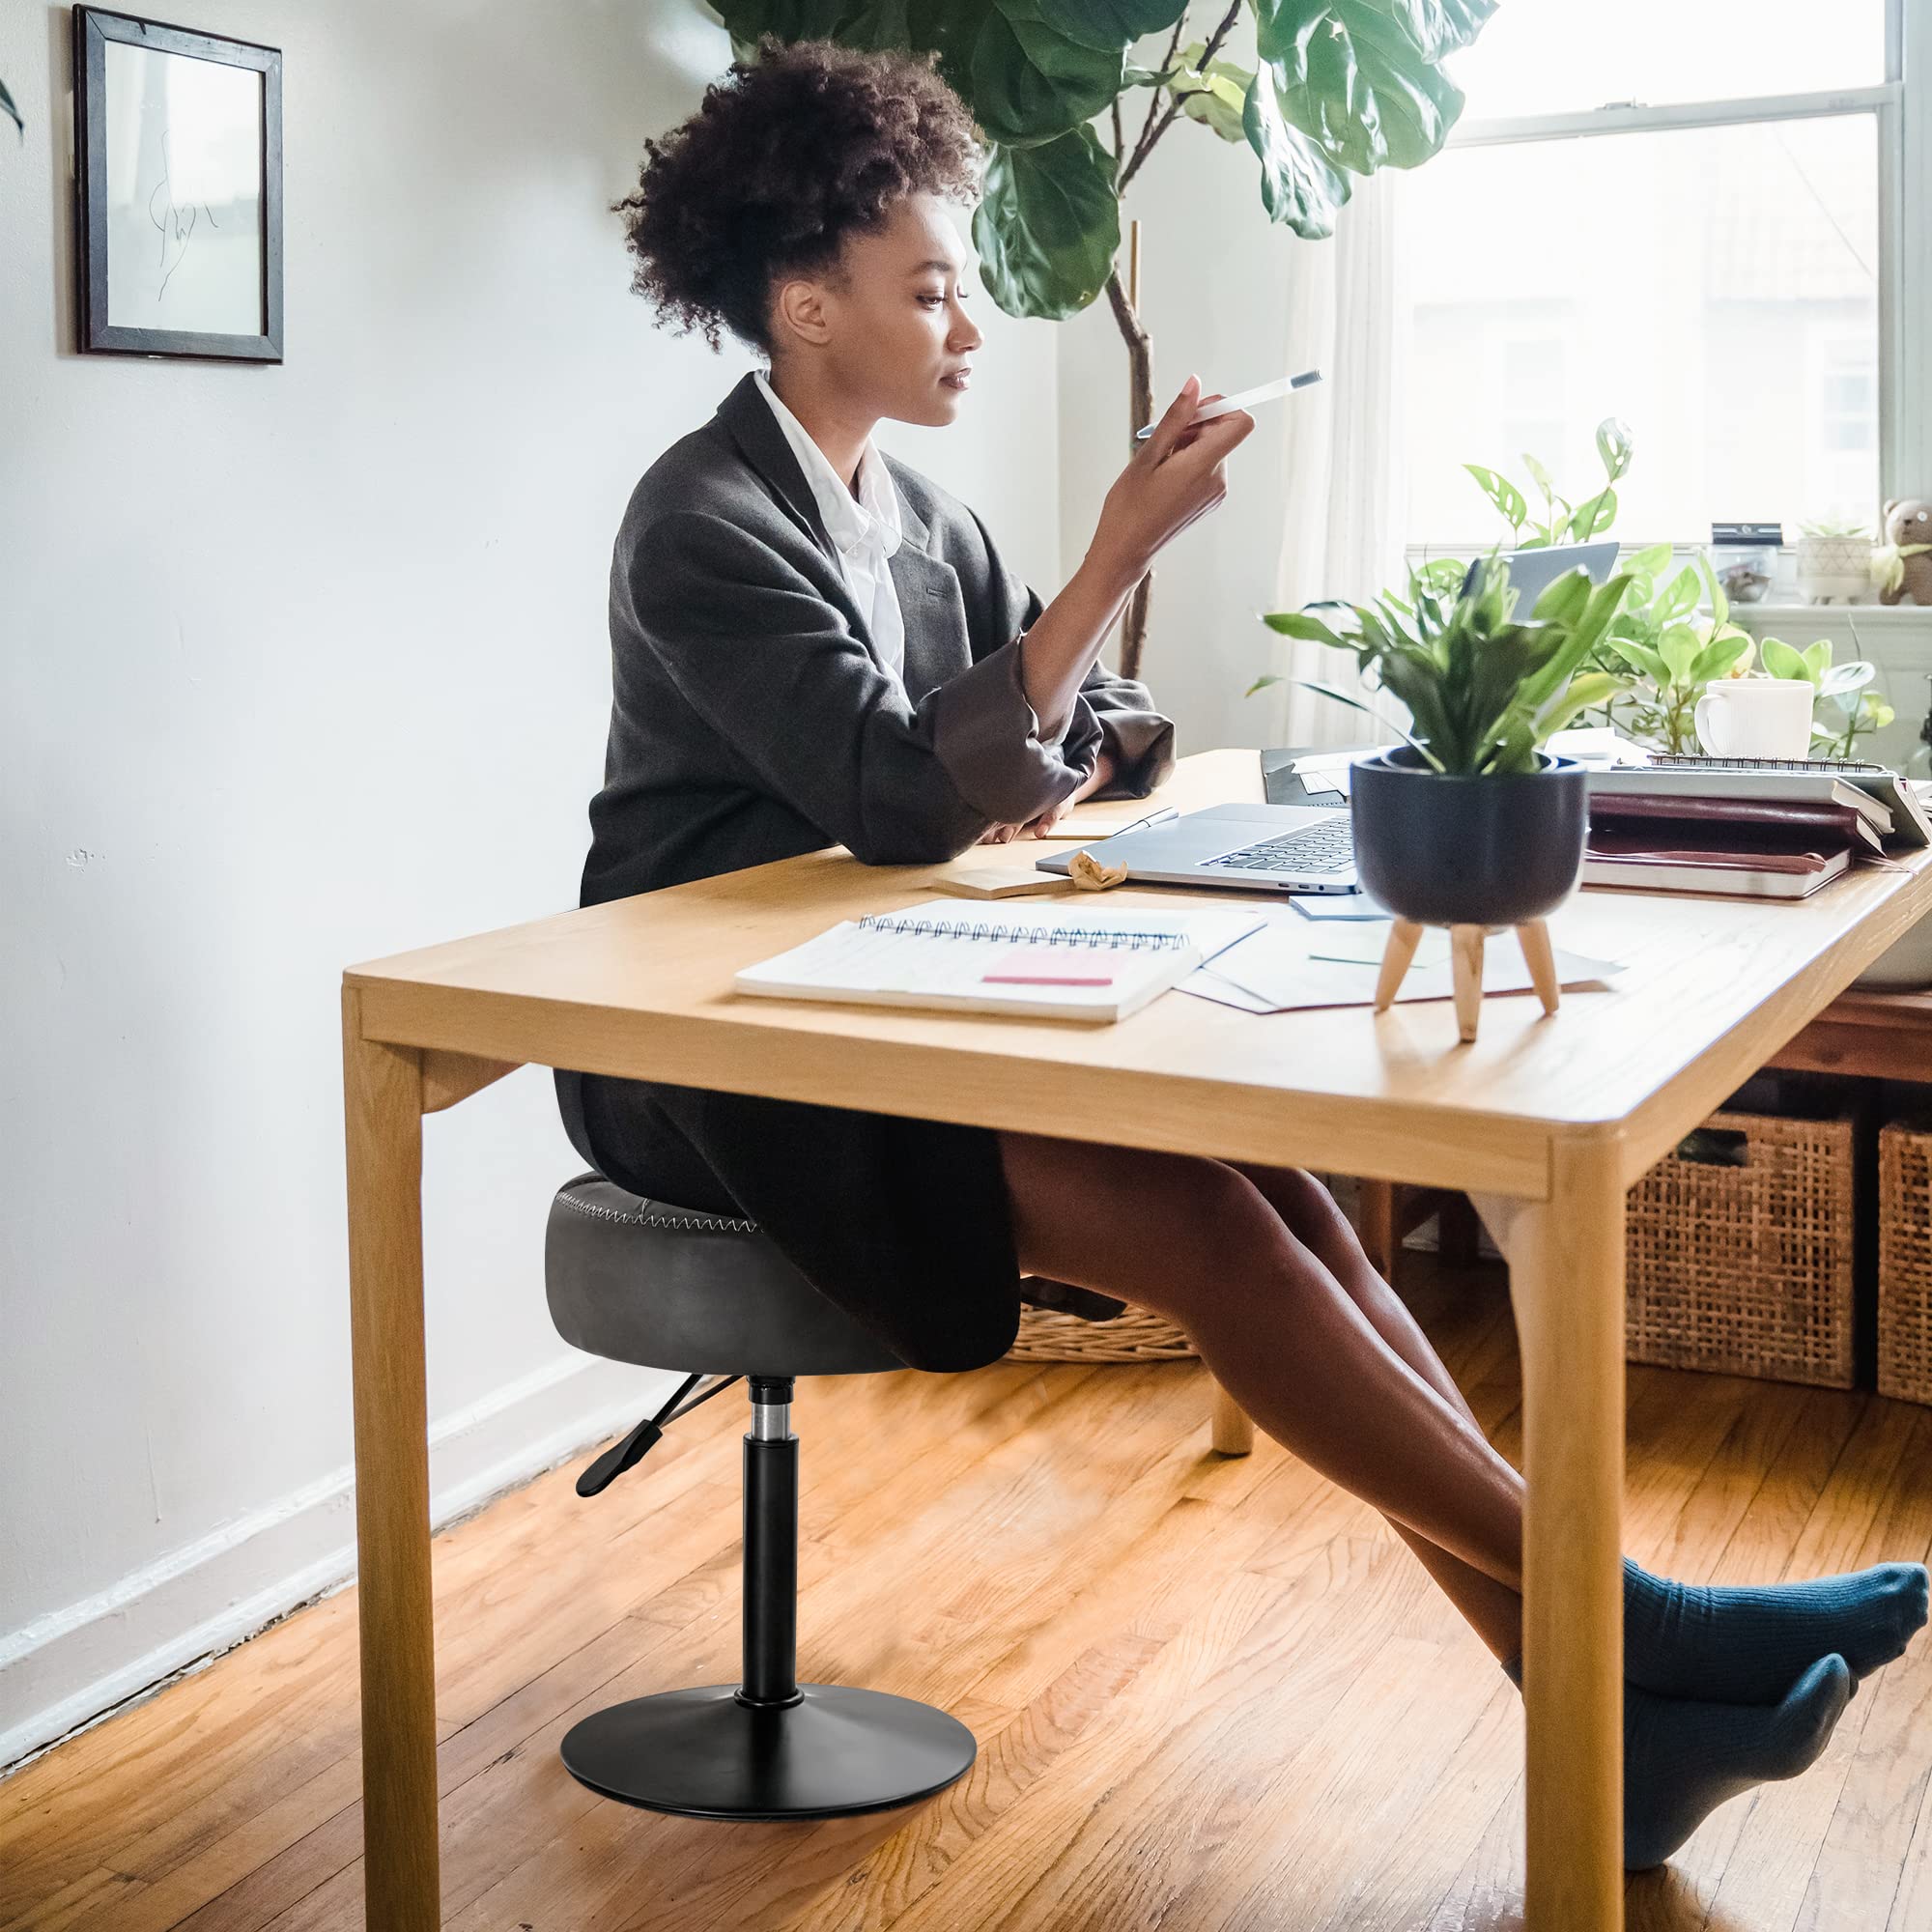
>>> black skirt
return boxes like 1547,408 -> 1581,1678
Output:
556,1067 -> 1025,1373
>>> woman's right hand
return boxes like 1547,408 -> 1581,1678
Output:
1090,375 -> 1255,581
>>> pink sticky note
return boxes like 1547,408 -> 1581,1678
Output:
981,946 -> 1116,987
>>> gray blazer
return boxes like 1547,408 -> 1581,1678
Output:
577,368 -> 1177,908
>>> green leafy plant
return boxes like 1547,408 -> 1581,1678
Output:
1592,544 -> 1754,753
712,1 -> 1497,678
1247,555 -> 1632,776
1464,417 -> 1634,550
1754,636 -> 1890,759
1798,517 -> 1871,541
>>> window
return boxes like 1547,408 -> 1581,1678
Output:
1401,0 -> 1909,550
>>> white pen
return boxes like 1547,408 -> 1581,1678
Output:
1134,367 -> 1323,440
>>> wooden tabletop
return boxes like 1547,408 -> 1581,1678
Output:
345,750 -> 1932,1201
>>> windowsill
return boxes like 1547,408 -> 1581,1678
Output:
1736,602 -> 1932,626
1402,545 -> 1930,622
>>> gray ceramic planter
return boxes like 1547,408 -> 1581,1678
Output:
1350,747 -> 1589,928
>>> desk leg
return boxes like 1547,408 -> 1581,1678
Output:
1208,1379 -> 1254,1456
342,990 -> 440,1931
1508,1143 -> 1626,1931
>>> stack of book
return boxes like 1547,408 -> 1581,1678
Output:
1583,756 -> 1932,900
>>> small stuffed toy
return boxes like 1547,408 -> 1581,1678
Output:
1878,499 -> 1932,607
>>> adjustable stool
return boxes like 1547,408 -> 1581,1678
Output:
543,1169 -> 1127,1821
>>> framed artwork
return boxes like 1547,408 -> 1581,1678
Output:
72,7 -> 283,361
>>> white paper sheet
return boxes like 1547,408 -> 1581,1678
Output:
1179,919 -> 1621,1013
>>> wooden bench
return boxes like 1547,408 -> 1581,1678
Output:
1356,988 -> 1932,1278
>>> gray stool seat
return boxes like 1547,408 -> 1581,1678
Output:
545,1171 -> 906,1378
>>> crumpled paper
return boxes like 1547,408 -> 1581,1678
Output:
1067,847 -> 1129,891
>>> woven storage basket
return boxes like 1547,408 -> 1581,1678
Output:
1008,1300 -> 1195,1362
1625,1109 -> 1854,1388
1879,1122 -> 1932,1405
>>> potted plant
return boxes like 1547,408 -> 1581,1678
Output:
1592,546 -> 1755,752
1749,635 -> 1889,757
1251,555 -> 1632,1040
1795,518 -> 1874,604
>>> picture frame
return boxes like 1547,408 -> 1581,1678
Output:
72,7 -> 283,361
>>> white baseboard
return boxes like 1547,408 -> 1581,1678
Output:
0,1352 -> 683,1776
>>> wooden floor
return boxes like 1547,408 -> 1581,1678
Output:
7,1257 -> 1932,1932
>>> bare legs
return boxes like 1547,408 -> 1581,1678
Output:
997,1131 -> 1527,1663
1229,1162 -> 1527,1662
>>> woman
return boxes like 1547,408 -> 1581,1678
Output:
565,38 -> 1925,1871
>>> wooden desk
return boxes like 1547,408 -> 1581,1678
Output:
341,749 -> 1932,1930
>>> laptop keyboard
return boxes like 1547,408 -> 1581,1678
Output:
1201,817 -> 1355,875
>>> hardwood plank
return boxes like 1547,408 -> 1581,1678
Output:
873,1547 -> 1394,1932
0,1865 -> 144,1931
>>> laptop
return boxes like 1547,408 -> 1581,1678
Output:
1036,543 -> 1621,896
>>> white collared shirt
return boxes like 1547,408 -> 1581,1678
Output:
753,367 -> 906,681
751,366 -> 1067,751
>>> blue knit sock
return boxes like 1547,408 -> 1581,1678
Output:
1622,1558 -> 1926,1704
1500,1651 -> 1851,1871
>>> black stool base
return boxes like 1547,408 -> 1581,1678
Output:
559,1682 -> 977,1820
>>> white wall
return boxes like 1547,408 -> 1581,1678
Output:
0,0 -> 1063,1771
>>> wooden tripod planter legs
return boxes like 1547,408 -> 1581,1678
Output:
1375,916 -> 1562,1043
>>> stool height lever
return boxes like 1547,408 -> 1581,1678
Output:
576,1371 -> 743,1497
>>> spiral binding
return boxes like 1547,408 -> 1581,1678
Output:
1651,753 -> 1888,775
856,913 -> 1186,952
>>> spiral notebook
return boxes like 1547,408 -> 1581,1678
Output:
734,902 -> 1266,1022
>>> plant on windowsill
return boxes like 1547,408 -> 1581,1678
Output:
1249,555 -> 1633,1040
1795,518 -> 1875,605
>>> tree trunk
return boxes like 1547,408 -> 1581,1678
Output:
1103,253 -> 1155,685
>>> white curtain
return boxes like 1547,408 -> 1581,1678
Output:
1266,170 -> 1411,748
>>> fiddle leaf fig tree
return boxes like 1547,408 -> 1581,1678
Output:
708,0 -> 1496,680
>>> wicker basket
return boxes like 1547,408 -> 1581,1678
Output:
1625,1109 -> 1855,1388
1879,1122 -> 1932,1405
1008,1301 -> 1195,1362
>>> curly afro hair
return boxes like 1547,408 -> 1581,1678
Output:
612,37 -> 984,357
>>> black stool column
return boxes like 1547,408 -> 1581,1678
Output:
557,1378 -> 979,1819
740,1377 -> 801,1708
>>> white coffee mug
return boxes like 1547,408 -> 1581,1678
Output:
1693,678 -> 1816,759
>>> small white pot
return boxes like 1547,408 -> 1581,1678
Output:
1795,535 -> 1871,605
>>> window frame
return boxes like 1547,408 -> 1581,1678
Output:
1406,0 -> 1922,548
